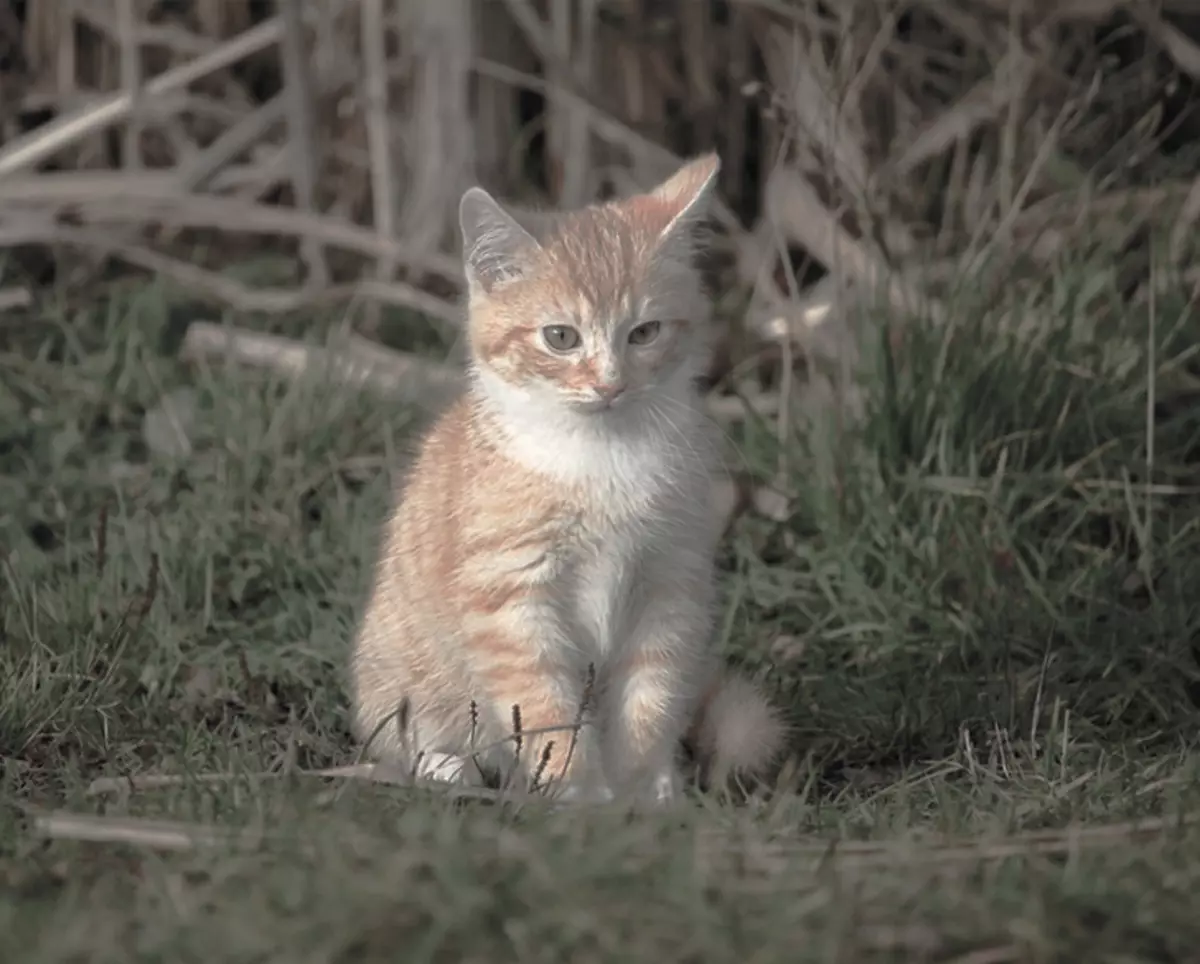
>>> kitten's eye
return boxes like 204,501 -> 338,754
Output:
628,320 -> 662,346
541,325 -> 581,352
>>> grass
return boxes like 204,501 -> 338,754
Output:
2,255 -> 1200,962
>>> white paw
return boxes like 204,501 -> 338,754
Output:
556,782 -> 615,804
651,769 -> 681,804
416,751 -> 469,783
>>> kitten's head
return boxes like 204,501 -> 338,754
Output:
457,154 -> 720,416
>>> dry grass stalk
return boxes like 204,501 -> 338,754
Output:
397,0 -> 474,252
545,0 -> 595,206
279,0 -> 327,286
359,0 -> 395,334
115,0 -> 141,170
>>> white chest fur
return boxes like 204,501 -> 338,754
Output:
569,526 -> 638,656
473,368 -> 710,516
473,369 -> 714,656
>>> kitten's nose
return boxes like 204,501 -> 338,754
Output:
593,382 -> 625,405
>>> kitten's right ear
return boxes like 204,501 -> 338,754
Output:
458,187 -> 540,295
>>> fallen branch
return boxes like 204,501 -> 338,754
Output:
179,321 -> 463,406
31,811 -> 244,851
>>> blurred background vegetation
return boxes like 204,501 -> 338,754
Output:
0,0 -> 1196,362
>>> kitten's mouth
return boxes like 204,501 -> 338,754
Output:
573,395 -> 627,414
573,399 -> 614,414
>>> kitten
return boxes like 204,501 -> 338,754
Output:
351,154 -> 785,804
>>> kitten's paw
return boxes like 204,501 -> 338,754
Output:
651,768 -> 682,805
416,751 -> 469,783
555,782 -> 615,805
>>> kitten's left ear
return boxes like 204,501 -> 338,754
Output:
459,186 -> 541,296
633,152 -> 721,243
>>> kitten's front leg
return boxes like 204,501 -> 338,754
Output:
466,594 -> 610,801
604,580 -> 712,805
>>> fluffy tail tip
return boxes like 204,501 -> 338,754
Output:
692,673 -> 788,785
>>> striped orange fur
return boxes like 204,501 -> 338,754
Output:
351,154 -> 785,803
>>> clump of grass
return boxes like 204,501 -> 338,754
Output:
722,248 -> 1200,781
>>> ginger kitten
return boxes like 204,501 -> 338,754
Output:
351,154 -> 785,803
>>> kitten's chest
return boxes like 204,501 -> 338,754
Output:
562,472 -> 700,655
566,525 -> 644,656
497,399 -> 714,649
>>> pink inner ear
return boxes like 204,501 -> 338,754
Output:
623,194 -> 683,237
655,155 -> 719,207
625,154 -> 719,237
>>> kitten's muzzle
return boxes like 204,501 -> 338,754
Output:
582,382 -> 626,411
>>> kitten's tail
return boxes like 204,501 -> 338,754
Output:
686,670 -> 787,787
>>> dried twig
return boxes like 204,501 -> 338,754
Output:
179,321 -> 462,406
177,95 -> 286,191
0,286 -> 32,310
31,811 -> 242,851
0,17 -> 284,178
0,183 -> 461,282
0,221 -> 459,322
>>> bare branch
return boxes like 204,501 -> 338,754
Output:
0,16 -> 284,178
